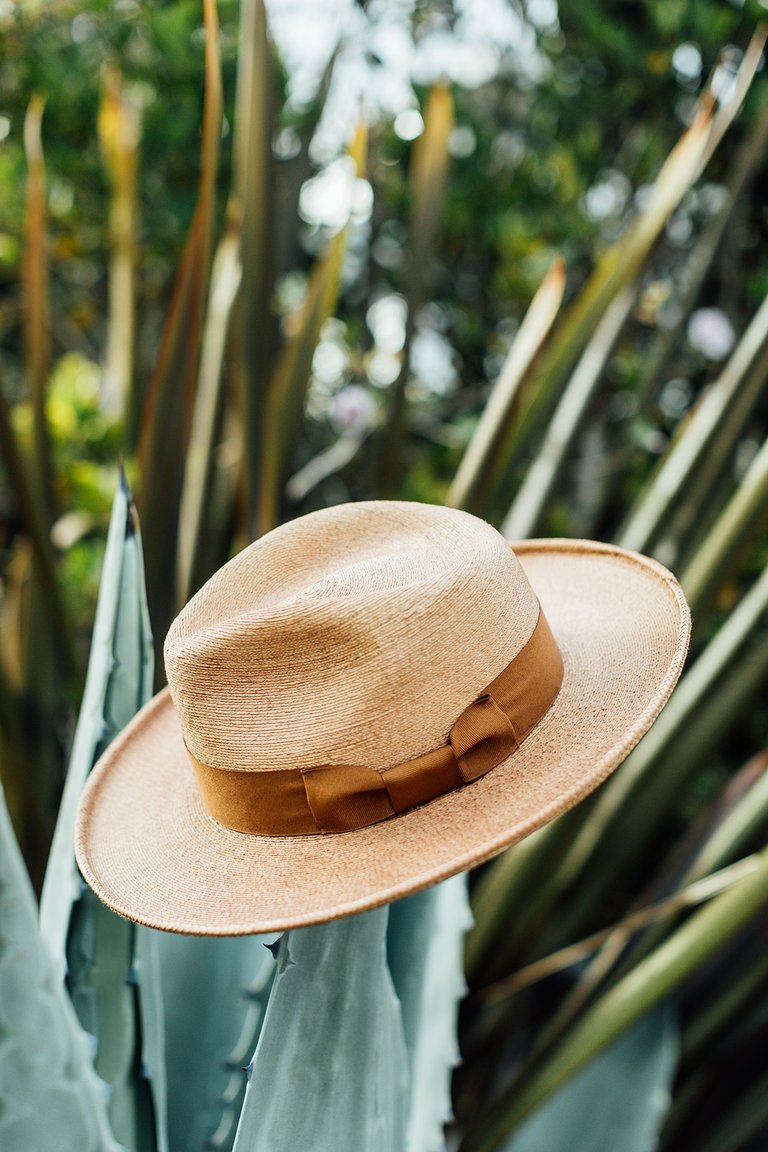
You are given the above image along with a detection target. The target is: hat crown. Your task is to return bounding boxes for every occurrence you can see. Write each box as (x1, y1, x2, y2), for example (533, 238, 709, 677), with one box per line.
(165, 502, 540, 774)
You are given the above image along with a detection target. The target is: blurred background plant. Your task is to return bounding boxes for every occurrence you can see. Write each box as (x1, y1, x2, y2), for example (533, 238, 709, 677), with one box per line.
(2, 0, 768, 1150)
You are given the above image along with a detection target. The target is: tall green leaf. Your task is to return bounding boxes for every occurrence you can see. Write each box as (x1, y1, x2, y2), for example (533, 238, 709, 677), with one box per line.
(501, 279, 637, 539)
(681, 430, 768, 612)
(18, 100, 62, 885)
(258, 121, 367, 533)
(388, 876, 472, 1152)
(466, 809, 592, 985)
(138, 0, 222, 642)
(40, 475, 163, 1152)
(617, 290, 768, 558)
(22, 93, 55, 525)
(40, 475, 152, 965)
(384, 84, 453, 492)
(176, 219, 242, 605)
(0, 373, 74, 679)
(447, 259, 566, 515)
(0, 779, 120, 1152)
(154, 931, 277, 1152)
(232, 910, 408, 1152)
(504, 1003, 678, 1152)
(98, 66, 141, 430)
(0, 581, 27, 836)
(230, 0, 278, 541)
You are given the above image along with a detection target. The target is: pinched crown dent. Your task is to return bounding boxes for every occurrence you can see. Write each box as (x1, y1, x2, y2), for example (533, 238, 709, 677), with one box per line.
(164, 502, 540, 776)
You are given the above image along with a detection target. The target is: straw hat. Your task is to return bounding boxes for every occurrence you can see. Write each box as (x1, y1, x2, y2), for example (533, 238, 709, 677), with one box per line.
(75, 501, 690, 935)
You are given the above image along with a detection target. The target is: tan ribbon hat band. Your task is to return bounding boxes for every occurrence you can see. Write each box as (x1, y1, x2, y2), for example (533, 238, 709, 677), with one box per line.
(74, 502, 691, 935)
(188, 605, 564, 835)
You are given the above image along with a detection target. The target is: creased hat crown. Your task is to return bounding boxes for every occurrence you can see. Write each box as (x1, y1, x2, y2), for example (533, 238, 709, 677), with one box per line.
(164, 501, 541, 776)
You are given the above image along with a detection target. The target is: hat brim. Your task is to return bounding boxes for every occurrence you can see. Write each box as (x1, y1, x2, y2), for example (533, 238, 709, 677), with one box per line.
(74, 540, 690, 935)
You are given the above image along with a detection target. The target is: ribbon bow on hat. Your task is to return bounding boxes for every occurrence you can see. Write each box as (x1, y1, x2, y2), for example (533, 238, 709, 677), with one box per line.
(188, 607, 563, 835)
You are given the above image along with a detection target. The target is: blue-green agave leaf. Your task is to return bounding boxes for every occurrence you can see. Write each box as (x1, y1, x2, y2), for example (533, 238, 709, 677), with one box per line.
(38, 476, 163, 1152)
(153, 930, 278, 1152)
(388, 876, 472, 1152)
(232, 909, 409, 1152)
(66, 889, 159, 1150)
(134, 928, 169, 1152)
(504, 1002, 678, 1152)
(0, 780, 121, 1152)
(40, 477, 138, 965)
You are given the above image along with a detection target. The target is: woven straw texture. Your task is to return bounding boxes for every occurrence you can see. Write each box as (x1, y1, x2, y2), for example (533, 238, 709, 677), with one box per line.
(75, 502, 691, 934)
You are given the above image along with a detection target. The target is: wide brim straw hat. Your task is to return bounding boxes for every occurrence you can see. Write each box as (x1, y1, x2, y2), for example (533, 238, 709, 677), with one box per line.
(75, 501, 690, 936)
